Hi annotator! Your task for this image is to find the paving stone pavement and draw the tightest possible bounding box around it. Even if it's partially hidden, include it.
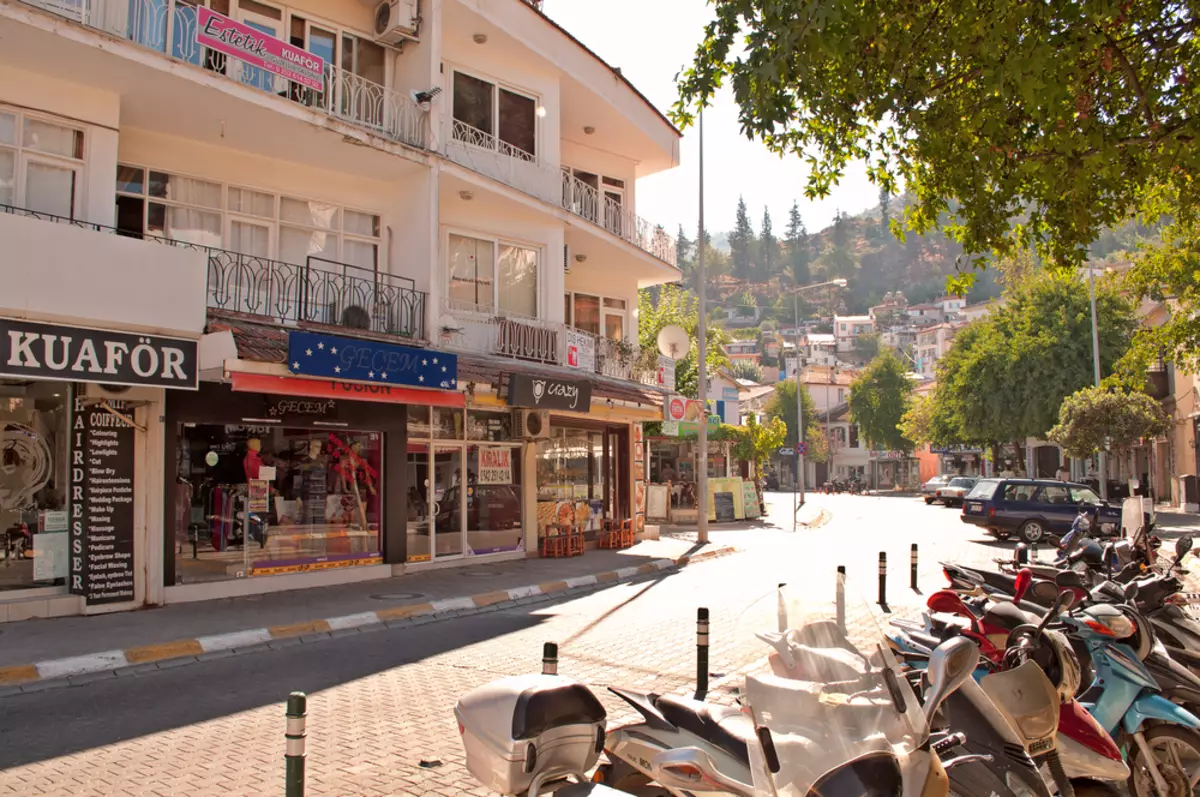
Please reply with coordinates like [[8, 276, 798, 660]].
[[0, 492, 1169, 796]]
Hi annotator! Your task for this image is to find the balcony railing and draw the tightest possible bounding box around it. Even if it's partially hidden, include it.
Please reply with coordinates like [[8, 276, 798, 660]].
[[442, 120, 678, 268], [1, 204, 427, 340], [437, 298, 660, 386], [18, 0, 427, 149]]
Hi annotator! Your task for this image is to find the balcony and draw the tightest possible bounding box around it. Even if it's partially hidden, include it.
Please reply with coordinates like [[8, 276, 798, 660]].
[[437, 298, 659, 386], [2, 204, 427, 341], [441, 120, 677, 267], [16, 0, 426, 150], [1146, 357, 1171, 400]]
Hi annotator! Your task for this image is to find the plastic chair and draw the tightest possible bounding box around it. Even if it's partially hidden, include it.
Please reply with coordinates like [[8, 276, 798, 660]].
[[619, 519, 635, 548], [598, 518, 621, 549], [567, 523, 585, 556], [540, 525, 567, 558]]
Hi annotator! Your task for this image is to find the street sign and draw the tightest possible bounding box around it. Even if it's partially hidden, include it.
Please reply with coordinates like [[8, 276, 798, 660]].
[[779, 447, 795, 457], [797, 441, 808, 455]]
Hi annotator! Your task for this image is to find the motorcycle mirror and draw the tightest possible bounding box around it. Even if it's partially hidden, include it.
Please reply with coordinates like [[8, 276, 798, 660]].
[[1036, 589, 1072, 631], [1103, 542, 1115, 580], [650, 747, 744, 793], [1054, 570, 1086, 590], [1124, 580, 1140, 602], [1176, 536, 1194, 561], [924, 636, 980, 723]]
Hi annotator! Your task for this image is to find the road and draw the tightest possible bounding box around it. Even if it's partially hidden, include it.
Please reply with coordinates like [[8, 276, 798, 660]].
[[0, 492, 1011, 796]]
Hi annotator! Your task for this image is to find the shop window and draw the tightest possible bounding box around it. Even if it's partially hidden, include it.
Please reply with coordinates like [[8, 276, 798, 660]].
[[0, 108, 84, 218], [447, 232, 539, 317], [173, 425, 382, 581], [1, 380, 70, 593], [467, 410, 513, 442], [536, 426, 625, 541]]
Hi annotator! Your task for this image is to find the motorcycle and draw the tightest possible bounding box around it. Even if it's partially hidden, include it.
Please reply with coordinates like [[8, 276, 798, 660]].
[[601, 585, 1008, 796]]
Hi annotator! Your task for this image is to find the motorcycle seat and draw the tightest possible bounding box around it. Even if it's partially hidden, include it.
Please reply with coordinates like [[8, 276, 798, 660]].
[[654, 694, 754, 763], [981, 601, 1039, 632]]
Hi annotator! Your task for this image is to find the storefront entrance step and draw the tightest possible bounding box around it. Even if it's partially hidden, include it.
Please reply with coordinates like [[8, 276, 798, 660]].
[[0, 542, 739, 694]]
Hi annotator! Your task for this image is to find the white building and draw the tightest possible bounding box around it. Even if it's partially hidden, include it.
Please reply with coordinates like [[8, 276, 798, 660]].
[[833, 314, 874, 354], [914, 322, 963, 377], [0, 0, 680, 620]]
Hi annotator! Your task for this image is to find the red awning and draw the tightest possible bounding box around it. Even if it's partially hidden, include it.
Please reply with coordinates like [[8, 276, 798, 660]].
[[231, 372, 464, 408]]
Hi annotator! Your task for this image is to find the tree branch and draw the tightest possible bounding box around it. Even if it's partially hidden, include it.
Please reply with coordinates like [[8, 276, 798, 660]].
[[1098, 25, 1158, 129]]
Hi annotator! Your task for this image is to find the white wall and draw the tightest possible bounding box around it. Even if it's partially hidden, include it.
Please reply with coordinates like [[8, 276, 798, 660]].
[[0, 212, 208, 337]]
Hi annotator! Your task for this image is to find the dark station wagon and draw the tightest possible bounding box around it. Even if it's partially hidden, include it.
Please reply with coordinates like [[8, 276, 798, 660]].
[[960, 478, 1121, 543]]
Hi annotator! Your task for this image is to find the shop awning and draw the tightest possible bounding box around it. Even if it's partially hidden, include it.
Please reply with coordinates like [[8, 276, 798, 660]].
[[231, 372, 464, 408], [454, 352, 667, 407]]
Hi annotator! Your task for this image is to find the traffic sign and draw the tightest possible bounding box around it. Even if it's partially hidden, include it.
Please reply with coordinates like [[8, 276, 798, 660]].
[[778, 447, 795, 457], [797, 441, 808, 455]]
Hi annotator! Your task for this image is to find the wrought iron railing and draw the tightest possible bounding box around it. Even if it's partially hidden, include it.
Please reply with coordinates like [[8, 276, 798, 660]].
[[18, 0, 427, 149], [1, 203, 427, 340], [441, 120, 678, 267]]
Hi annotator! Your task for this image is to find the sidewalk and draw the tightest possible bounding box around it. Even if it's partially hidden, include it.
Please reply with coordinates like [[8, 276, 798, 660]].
[[0, 536, 737, 692]]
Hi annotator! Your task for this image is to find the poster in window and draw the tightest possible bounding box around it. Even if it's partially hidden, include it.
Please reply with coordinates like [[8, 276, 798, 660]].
[[247, 480, 270, 513], [478, 447, 513, 485]]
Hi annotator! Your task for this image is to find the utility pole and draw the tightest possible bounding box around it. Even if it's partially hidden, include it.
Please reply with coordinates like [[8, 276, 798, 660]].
[[1087, 265, 1107, 501], [696, 109, 709, 544]]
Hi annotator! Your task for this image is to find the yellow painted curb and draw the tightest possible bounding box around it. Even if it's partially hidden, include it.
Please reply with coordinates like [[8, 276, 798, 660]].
[[636, 563, 658, 574], [539, 580, 569, 593], [269, 620, 331, 639], [472, 590, 511, 607], [375, 602, 433, 622], [595, 571, 619, 583], [0, 664, 39, 685], [125, 639, 204, 664]]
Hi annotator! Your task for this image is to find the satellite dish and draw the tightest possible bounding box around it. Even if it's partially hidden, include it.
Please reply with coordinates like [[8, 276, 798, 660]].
[[657, 325, 690, 361], [438, 314, 465, 334]]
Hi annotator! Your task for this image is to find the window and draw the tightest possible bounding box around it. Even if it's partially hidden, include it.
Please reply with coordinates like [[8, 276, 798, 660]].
[[1036, 485, 1072, 505], [849, 424, 859, 448], [0, 108, 84, 218], [448, 232, 540, 317], [565, 293, 628, 341], [837, 388, 845, 403], [1071, 486, 1101, 505], [452, 71, 538, 159], [840, 324, 847, 332], [115, 164, 379, 269]]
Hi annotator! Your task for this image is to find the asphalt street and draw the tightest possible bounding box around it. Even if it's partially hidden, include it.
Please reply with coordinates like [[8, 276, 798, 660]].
[[0, 492, 1025, 796]]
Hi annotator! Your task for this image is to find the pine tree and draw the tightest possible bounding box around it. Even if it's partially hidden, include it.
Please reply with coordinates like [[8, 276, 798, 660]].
[[759, 207, 778, 281], [676, 224, 695, 272], [784, 201, 810, 286], [729, 196, 756, 281], [879, 186, 891, 236]]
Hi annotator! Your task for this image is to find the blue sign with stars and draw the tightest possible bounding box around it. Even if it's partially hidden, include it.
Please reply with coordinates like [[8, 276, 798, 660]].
[[287, 331, 458, 391]]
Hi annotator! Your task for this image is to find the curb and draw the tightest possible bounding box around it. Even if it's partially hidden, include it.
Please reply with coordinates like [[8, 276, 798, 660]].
[[0, 545, 737, 695]]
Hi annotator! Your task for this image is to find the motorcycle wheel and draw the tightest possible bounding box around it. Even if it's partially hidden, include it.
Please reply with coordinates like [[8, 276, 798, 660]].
[[1128, 725, 1200, 797], [592, 761, 650, 791]]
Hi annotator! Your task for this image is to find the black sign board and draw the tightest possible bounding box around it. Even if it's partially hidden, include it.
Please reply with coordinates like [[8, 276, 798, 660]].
[[507, 373, 592, 412], [0, 317, 198, 389], [69, 401, 137, 605], [714, 492, 737, 523]]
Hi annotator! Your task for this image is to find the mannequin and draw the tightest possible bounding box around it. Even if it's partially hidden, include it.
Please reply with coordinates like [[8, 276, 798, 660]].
[[243, 438, 263, 481], [298, 439, 327, 527]]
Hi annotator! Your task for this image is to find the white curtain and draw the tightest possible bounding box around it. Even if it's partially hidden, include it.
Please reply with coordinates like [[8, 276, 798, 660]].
[[163, 175, 222, 247], [448, 234, 494, 310], [498, 245, 537, 317]]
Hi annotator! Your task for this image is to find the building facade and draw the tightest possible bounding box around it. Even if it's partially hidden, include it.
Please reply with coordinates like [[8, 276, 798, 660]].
[[0, 0, 679, 620]]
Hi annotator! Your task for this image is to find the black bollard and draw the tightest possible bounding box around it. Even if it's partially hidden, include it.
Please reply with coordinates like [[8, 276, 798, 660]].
[[878, 552, 889, 610], [836, 566, 846, 633], [910, 544, 919, 591], [695, 607, 710, 700], [285, 692, 307, 797], [1015, 543, 1029, 565], [542, 642, 558, 675]]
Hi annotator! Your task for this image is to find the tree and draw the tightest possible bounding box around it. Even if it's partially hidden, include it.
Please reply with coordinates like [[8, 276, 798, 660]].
[[785, 201, 811, 286], [922, 271, 1137, 453], [759, 207, 778, 282], [852, 332, 882, 362], [878, 186, 891, 238], [676, 223, 695, 279], [638, 284, 729, 398], [715, 415, 788, 509], [672, 2, 1200, 367], [848, 350, 914, 452], [764, 379, 828, 463], [1049, 387, 1172, 459], [729, 359, 764, 383], [729, 196, 756, 281]]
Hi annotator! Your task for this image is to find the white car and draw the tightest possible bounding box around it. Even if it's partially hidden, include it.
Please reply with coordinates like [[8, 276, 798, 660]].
[[936, 476, 979, 507], [922, 475, 951, 504]]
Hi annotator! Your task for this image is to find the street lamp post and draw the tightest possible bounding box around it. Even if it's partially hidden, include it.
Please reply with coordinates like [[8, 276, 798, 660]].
[[1087, 265, 1107, 501], [696, 109, 709, 544]]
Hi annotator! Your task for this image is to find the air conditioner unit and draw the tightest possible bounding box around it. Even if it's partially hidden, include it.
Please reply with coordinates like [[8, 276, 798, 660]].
[[81, 382, 159, 403], [374, 0, 420, 45], [513, 409, 550, 440]]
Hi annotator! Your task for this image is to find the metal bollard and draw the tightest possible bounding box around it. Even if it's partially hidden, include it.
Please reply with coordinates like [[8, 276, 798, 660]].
[[777, 582, 788, 632], [878, 552, 888, 609], [1015, 543, 1029, 565], [1031, 541, 1039, 561], [836, 566, 846, 633], [285, 692, 307, 797], [542, 642, 558, 675], [695, 607, 710, 700], [910, 544, 919, 591]]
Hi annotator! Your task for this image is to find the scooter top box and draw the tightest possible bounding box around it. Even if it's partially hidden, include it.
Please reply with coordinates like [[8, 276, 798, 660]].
[[455, 673, 607, 796]]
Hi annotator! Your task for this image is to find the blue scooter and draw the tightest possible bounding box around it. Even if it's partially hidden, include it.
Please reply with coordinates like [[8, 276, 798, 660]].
[[1051, 570, 1200, 797]]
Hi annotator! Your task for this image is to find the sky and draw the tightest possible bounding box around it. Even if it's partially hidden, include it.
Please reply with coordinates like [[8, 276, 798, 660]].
[[542, 0, 880, 239]]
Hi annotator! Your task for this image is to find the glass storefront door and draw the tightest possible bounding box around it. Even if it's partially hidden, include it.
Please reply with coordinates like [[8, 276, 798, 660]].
[[432, 444, 464, 558], [405, 441, 431, 563]]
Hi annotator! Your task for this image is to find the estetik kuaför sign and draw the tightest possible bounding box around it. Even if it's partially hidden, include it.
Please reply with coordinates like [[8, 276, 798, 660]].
[[197, 7, 325, 92]]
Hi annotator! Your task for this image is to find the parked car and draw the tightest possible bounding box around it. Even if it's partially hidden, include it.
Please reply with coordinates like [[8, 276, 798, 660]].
[[921, 475, 951, 504], [959, 478, 1121, 543], [934, 476, 978, 507], [434, 484, 522, 531]]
